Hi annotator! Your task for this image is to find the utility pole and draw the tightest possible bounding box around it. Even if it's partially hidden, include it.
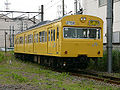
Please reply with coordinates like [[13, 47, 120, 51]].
[[5, 31, 7, 53], [38, 6, 41, 22], [12, 26, 14, 47], [33, 16, 36, 24], [78, 1, 83, 14], [74, 0, 77, 14], [10, 26, 12, 47], [107, 0, 113, 73], [21, 20, 23, 32], [41, 5, 44, 22], [62, 0, 64, 16]]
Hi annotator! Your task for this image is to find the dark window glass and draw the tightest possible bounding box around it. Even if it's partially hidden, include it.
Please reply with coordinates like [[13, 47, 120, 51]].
[[53, 29, 55, 41], [42, 31, 45, 42], [49, 30, 50, 41], [51, 30, 53, 41], [45, 32, 47, 42], [64, 27, 101, 39], [36, 34, 38, 42], [57, 27, 59, 39], [39, 32, 42, 42], [25, 36, 27, 43]]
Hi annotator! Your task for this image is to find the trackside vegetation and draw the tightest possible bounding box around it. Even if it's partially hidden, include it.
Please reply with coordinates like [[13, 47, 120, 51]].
[[0, 52, 5, 62], [0, 51, 120, 89], [88, 50, 120, 72]]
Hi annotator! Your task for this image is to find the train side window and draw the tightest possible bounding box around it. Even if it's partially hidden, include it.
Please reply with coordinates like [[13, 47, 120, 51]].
[[53, 29, 55, 41], [42, 31, 45, 42], [34, 34, 36, 43], [51, 30, 53, 41], [39, 32, 42, 42], [34, 34, 38, 43], [25, 36, 27, 43], [36, 34, 38, 42], [31, 34, 33, 43], [57, 27, 59, 39], [48, 30, 50, 41], [28, 35, 31, 43], [20, 37, 23, 44], [45, 32, 47, 42], [28, 35, 29, 43]]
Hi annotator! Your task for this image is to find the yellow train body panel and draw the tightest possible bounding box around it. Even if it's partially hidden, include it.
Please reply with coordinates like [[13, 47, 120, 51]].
[[14, 15, 103, 58]]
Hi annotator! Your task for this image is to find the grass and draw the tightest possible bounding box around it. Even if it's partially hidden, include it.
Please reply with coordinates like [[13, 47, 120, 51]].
[[11, 73, 28, 83], [0, 51, 120, 89], [0, 52, 5, 62]]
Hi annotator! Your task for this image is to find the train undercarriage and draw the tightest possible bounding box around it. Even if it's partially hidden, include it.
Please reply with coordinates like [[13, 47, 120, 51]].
[[14, 53, 91, 69]]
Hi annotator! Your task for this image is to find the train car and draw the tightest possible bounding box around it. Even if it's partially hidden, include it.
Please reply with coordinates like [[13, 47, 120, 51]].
[[14, 14, 103, 69]]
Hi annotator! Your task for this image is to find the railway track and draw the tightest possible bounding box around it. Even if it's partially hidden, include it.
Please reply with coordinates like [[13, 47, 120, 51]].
[[53, 68, 120, 85], [69, 70, 120, 85]]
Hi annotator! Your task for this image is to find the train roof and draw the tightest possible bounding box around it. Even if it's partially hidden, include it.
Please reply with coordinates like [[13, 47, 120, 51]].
[[27, 20, 51, 30], [16, 17, 63, 34], [27, 17, 63, 30], [16, 14, 103, 35]]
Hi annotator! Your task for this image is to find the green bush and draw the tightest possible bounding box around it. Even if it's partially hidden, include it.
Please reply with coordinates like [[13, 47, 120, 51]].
[[0, 52, 4, 63], [89, 50, 120, 72]]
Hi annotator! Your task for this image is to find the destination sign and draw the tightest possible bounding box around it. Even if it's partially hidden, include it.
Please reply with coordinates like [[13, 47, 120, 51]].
[[89, 20, 100, 26], [66, 21, 75, 25]]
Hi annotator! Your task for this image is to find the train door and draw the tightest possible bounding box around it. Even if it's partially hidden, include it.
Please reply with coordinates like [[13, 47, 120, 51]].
[[56, 27, 59, 54], [47, 27, 57, 55], [47, 28, 52, 54], [51, 29, 56, 54], [33, 31, 38, 53]]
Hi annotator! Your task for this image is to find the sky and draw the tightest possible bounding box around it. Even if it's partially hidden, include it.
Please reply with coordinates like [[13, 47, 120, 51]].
[[0, 0, 82, 21]]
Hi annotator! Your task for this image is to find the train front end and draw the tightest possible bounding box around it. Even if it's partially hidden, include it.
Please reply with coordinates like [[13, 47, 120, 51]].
[[60, 15, 103, 59]]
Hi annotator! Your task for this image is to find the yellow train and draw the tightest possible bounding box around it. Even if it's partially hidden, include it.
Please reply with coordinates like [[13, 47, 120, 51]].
[[14, 14, 103, 69]]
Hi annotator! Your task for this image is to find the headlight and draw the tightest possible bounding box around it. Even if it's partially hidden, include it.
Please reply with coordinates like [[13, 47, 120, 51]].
[[80, 17, 86, 23]]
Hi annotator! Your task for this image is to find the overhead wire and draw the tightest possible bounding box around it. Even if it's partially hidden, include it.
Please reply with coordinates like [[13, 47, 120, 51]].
[[44, 0, 54, 6], [45, 0, 61, 11]]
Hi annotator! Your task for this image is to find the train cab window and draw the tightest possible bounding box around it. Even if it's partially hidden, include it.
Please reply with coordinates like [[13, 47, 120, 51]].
[[53, 29, 55, 41], [51, 30, 53, 41], [63, 27, 101, 39], [89, 29, 100, 39], [39, 32, 42, 42], [57, 27, 59, 39], [97, 29, 101, 39], [48, 30, 50, 41], [83, 29, 88, 38]]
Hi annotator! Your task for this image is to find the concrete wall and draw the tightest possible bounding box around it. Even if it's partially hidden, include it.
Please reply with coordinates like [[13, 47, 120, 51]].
[[0, 14, 36, 48], [82, 0, 120, 43]]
